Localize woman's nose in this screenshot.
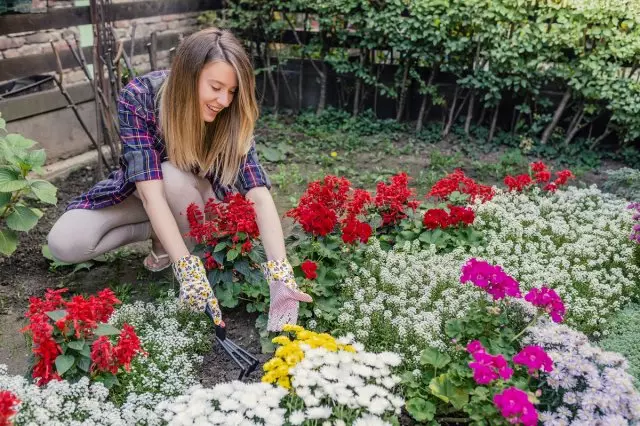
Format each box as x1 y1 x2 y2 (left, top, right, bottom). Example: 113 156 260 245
218 92 231 107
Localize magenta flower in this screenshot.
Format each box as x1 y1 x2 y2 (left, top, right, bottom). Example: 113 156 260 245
466 340 485 354
493 387 538 426
513 345 554 375
460 259 522 300
524 286 566 323
468 345 514 384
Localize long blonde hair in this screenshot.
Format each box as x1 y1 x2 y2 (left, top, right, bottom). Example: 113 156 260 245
158 28 258 186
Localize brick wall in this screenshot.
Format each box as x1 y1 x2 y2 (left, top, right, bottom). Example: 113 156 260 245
1 1 202 86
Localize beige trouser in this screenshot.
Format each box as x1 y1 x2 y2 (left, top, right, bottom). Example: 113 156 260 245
47 162 216 264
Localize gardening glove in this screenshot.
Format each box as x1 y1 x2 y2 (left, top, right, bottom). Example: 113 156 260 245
261 258 313 332
172 254 225 327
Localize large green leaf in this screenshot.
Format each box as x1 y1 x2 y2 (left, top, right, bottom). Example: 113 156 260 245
76 356 91 373
6 205 40 231
0 167 27 192
46 309 68 322
67 339 86 351
55 354 75 375
429 374 469 410
0 192 9 210
6 133 36 150
26 149 46 170
30 180 57 204
420 347 451 369
95 323 121 336
405 398 436 422
0 229 18 255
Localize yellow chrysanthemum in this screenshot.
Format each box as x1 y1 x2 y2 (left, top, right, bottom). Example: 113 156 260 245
271 336 291 346
282 324 304 333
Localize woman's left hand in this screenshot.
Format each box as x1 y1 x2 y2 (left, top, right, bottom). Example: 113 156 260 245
261 258 313 332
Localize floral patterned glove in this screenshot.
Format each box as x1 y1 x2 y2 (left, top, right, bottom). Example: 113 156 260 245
172 254 224 326
261 258 313 331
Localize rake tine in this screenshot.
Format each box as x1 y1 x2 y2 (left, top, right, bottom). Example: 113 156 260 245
216 336 247 379
225 339 260 375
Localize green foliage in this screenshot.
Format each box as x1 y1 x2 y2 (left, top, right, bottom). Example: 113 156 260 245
602 167 640 201
598 303 640 384
0 113 57 256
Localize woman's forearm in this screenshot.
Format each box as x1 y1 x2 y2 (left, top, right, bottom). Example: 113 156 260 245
246 186 286 260
136 180 190 262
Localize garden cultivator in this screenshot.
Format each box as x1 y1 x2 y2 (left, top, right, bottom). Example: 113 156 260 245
205 304 259 380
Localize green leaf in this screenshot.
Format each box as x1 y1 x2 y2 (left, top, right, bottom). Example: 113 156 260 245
76 356 91 372
420 347 452 369
55 354 75 375
0 229 18 256
46 309 68 322
399 230 416 240
406 398 436 422
95 373 120 389
94 323 121 336
0 192 9 210
6 205 40 231
260 146 286 162
227 248 239 262
429 374 469 410
30 180 57 204
6 133 36 150
0 167 27 192
234 260 252 277
216 281 241 308
67 339 85 351
213 242 228 252
26 149 46 170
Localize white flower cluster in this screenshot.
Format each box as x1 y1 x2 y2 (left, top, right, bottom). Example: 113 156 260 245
0 364 130 425
155 382 288 426
156 338 403 426
0 294 210 425
337 238 481 363
287 337 404 425
525 321 640 425
471 186 640 334
108 293 210 397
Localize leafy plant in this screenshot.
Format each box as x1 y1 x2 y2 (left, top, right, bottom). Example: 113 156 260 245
0 113 57 256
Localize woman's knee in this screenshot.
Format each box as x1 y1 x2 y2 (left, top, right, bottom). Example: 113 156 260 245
161 161 201 203
47 212 94 264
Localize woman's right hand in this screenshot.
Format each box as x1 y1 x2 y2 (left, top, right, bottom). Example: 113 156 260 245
172 254 224 326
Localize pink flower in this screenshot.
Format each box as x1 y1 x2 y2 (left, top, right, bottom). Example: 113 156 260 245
460 259 522 300
466 340 485 354
513 346 553 375
524 286 565 323
493 387 538 426
468 346 514 384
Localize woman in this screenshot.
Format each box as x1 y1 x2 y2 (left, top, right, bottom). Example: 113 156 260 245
47 28 312 332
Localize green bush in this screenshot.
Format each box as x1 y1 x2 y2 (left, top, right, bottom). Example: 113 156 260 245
0 113 57 256
603 167 640 201
598 303 640 384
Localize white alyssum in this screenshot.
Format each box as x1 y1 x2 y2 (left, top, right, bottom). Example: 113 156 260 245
525 321 640 425
472 186 639 334
337 238 480 363
285 337 403 425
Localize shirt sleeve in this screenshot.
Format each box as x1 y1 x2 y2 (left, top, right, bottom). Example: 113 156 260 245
234 142 271 195
118 85 163 184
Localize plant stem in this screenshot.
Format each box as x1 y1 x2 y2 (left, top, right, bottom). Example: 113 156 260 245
511 312 543 342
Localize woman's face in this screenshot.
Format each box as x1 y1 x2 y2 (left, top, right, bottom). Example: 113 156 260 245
198 61 238 122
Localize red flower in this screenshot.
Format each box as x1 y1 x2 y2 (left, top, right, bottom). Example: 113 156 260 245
113 324 144 372
90 336 118 374
301 260 318 280
186 194 260 245
0 390 20 426
341 217 372 244
203 252 218 270
423 209 450 230
241 240 253 254
504 174 533 192
428 169 494 203
534 170 551 183
346 189 372 217
448 205 475 225
554 170 574 186
530 161 547 172
374 173 420 226
294 202 338 236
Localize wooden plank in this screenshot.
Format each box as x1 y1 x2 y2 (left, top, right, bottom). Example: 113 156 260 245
1 82 94 121
0 32 183 81
0 0 223 36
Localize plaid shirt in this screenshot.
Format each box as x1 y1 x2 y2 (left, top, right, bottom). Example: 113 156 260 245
67 71 271 210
